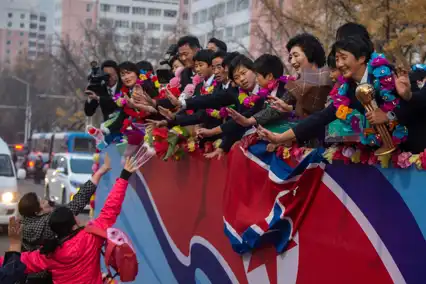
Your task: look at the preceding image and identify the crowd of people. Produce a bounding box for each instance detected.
[2,21,426,284]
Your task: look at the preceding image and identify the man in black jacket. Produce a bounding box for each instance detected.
[84,60,121,121]
[176,35,201,91]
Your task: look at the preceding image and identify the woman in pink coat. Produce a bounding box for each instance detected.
[2,156,140,284]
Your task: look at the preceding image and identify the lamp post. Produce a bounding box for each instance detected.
[11,76,31,143]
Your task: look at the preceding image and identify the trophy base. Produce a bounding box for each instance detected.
[375,146,397,156]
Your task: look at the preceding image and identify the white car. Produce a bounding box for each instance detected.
[0,138,26,226]
[44,153,93,207]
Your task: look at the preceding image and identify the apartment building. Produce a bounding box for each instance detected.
[189,0,251,52]
[0,0,53,66]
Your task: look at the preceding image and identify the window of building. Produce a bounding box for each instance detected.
[115,20,129,28]
[184,0,188,4]
[132,7,145,15]
[85,18,92,26]
[100,4,111,12]
[116,6,130,14]
[20,23,25,28]
[28,50,36,56]
[6,50,10,54]
[148,38,160,46]
[39,25,46,31]
[216,29,224,40]
[38,34,46,40]
[237,0,249,10]
[226,0,235,14]
[6,40,11,45]
[217,3,225,17]
[20,32,24,36]
[164,10,177,17]
[148,8,161,16]
[115,35,129,42]
[38,43,45,49]
[30,14,37,20]
[8,13,13,18]
[8,22,12,27]
[30,23,37,29]
[29,41,36,47]
[200,9,207,23]
[7,31,12,36]
[99,18,113,27]
[147,23,161,31]
[131,22,144,30]
[19,41,23,46]
[163,24,175,32]
[235,22,249,37]
[40,15,46,22]
[192,12,199,24]
[183,12,188,20]
[86,3,92,12]
[20,14,25,19]
[29,32,37,38]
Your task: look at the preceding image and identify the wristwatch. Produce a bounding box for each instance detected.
[387,111,396,121]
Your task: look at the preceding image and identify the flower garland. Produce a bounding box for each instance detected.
[140,70,160,89]
[200,80,217,95]
[332,52,408,147]
[243,75,297,108]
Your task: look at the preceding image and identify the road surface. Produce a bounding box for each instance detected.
[0,179,90,254]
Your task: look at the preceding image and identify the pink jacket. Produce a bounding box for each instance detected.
[1,178,129,284]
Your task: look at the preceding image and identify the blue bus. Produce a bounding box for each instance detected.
[30,132,96,156]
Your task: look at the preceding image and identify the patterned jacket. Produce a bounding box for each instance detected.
[20,180,97,280]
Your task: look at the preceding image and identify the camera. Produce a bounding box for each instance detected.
[159,44,178,66]
[86,61,110,95]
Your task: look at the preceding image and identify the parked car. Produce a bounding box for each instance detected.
[44,153,93,207]
[0,137,25,228]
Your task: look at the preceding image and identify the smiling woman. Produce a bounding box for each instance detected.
[70,159,93,174]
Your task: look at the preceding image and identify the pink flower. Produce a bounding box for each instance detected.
[333,95,350,108]
[192,74,203,86]
[258,88,270,98]
[219,107,228,118]
[183,84,195,97]
[381,99,399,112]
[380,76,395,90]
[175,66,184,77]
[397,152,412,168]
[337,76,347,84]
[420,150,426,169]
[169,76,181,88]
[368,153,378,165]
[92,163,99,172]
[267,80,278,91]
[371,57,390,67]
[291,147,305,162]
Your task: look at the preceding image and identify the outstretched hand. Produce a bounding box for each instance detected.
[166,88,181,107]
[146,119,167,128]
[227,108,252,127]
[257,126,281,143]
[204,148,224,160]
[8,216,22,247]
[159,106,176,120]
[268,96,293,113]
[99,153,112,174]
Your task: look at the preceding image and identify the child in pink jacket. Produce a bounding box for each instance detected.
[2,157,140,284]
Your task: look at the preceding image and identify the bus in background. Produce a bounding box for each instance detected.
[30,132,96,156]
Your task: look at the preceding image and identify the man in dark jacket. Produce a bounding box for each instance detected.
[84,60,121,121]
[17,155,111,283]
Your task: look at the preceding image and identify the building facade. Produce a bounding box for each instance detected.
[0,0,52,67]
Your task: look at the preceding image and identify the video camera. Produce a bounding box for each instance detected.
[86,61,110,95]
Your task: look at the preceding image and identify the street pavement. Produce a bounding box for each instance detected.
[0,179,90,254]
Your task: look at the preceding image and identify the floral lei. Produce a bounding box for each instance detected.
[139,70,160,89]
[331,52,408,147]
[201,80,217,95]
[243,75,296,108]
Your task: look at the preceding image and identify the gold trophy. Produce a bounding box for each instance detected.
[355,83,396,156]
